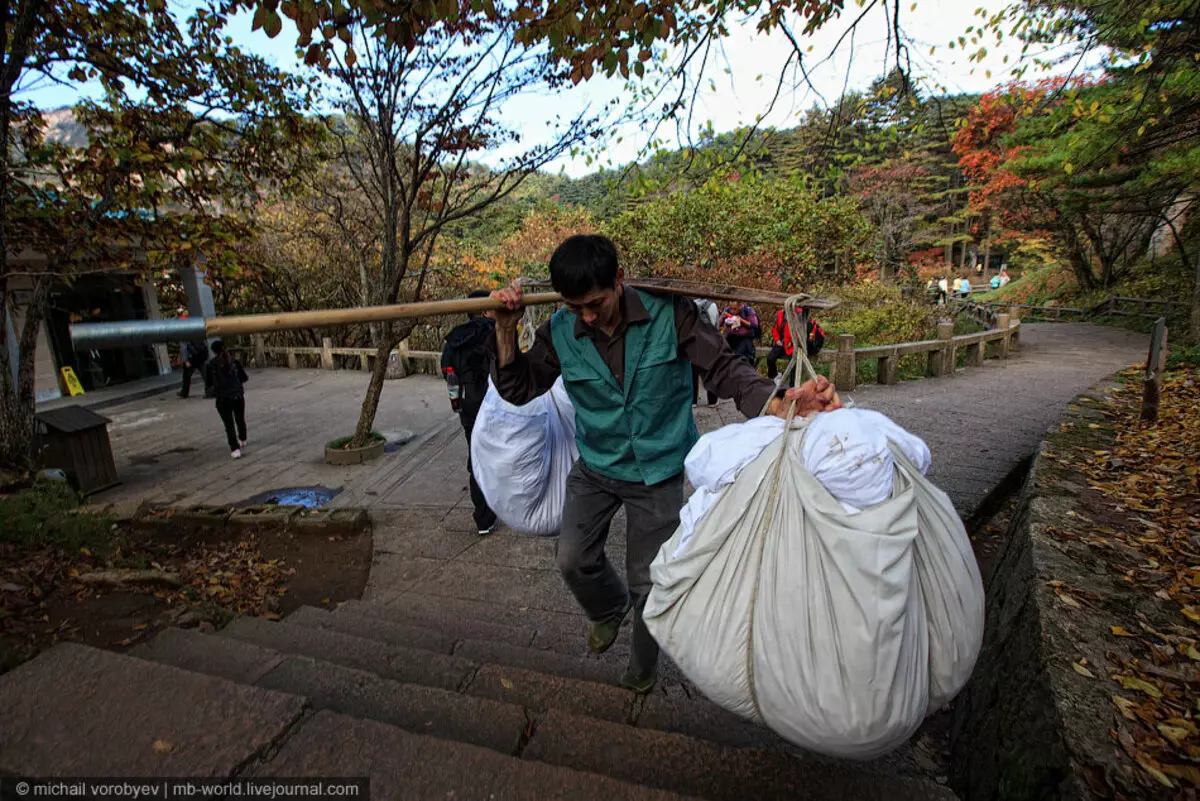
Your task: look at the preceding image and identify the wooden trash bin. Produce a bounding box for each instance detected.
[34,407,120,495]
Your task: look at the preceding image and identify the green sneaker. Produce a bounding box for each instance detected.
[586,603,630,654]
[620,666,658,695]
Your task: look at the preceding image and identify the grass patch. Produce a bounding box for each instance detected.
[326,431,386,450]
[0,482,114,554]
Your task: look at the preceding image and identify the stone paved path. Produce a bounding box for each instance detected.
[98,322,1147,520]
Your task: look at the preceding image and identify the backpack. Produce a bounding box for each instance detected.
[806,319,825,357]
[441,318,494,401]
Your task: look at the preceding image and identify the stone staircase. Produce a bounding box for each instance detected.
[0,596,959,799]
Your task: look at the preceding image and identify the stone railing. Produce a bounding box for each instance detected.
[955,294,1185,326]
[247,337,442,377]
[826,316,1020,392]
[252,313,1022,394]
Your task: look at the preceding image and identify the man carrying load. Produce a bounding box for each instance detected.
[489,234,839,693]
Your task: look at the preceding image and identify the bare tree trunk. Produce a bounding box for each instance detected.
[1192,269,1200,343]
[0,277,50,474]
[350,335,400,445]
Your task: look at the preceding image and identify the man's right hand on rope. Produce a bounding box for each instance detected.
[490,281,524,332]
[766,375,842,419]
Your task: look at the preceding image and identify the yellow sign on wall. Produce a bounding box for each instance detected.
[60,367,85,396]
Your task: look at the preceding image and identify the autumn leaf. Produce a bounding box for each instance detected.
[1181,606,1200,623]
[1073,661,1096,678]
[1111,626,1134,637]
[1136,753,1176,788]
[1055,590,1082,609]
[1113,695,1139,720]
[499,677,514,690]
[1119,676,1163,698]
[1158,724,1191,747]
[152,739,173,754]
[1162,763,1200,785]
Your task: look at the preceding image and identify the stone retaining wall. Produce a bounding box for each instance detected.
[950,379,1146,801]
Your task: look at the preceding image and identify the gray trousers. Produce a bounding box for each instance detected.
[556,460,684,677]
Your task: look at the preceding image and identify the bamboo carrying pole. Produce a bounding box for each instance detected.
[70,280,839,349]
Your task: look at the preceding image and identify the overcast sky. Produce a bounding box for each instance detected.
[19,0,1087,178]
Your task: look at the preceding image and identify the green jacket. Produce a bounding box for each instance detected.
[550,288,698,484]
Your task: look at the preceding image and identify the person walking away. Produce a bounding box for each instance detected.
[999,267,1011,287]
[178,339,209,399]
[441,289,499,536]
[205,340,249,459]
[937,276,949,305]
[959,276,972,298]
[489,234,840,694]
[719,301,760,367]
[765,307,825,386]
[691,298,719,406]
[990,273,1001,290]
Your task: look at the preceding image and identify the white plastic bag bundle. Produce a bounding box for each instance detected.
[645,409,984,759]
[470,378,577,535]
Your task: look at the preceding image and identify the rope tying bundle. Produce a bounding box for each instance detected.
[758,293,820,417]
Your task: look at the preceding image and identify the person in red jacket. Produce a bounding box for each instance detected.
[765,308,825,385]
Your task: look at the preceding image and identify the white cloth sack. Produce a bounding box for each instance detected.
[646,412,983,759]
[470,378,577,536]
[674,409,932,556]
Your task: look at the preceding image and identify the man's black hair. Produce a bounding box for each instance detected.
[467,288,491,319]
[549,235,618,298]
[210,340,225,355]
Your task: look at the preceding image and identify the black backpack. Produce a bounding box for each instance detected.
[441,318,494,400]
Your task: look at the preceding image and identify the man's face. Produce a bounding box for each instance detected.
[563,269,624,330]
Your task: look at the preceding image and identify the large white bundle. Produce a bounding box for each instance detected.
[470,378,577,535]
[645,410,983,759]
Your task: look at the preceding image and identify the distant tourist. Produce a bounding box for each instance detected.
[958,276,972,297]
[205,340,249,459]
[766,307,826,387]
[178,339,211,399]
[719,302,761,368]
[990,273,1002,290]
[692,298,720,406]
[441,289,499,536]
[999,268,1011,287]
[937,276,950,305]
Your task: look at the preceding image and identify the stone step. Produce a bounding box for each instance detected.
[133,628,528,755]
[328,597,653,678]
[316,606,947,779]
[287,605,459,654]
[131,627,948,800]
[526,708,958,801]
[284,605,627,687]
[217,616,476,691]
[0,643,305,776]
[334,597,541,646]
[250,709,699,800]
[274,607,934,775]
[0,642,690,798]
[338,594,596,640]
